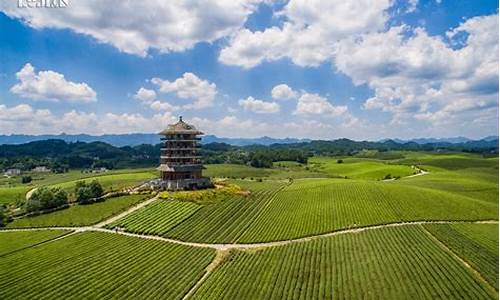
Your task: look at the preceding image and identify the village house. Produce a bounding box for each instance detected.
[32,166,51,173]
[4,168,21,176]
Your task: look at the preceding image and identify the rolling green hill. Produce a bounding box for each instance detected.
[0,151,498,299]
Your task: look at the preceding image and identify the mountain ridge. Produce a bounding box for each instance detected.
[0,133,496,147]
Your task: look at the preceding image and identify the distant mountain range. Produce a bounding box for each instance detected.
[0,133,496,147]
[385,136,499,144]
[202,135,311,146]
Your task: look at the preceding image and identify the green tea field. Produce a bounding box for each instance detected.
[1,152,498,299]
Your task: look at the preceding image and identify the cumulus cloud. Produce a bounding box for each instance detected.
[152,73,217,109]
[133,87,178,112]
[10,63,96,102]
[0,104,46,121]
[0,103,176,135]
[190,114,372,139]
[294,92,347,116]
[148,101,178,112]
[335,14,499,125]
[238,96,280,113]
[0,0,263,57]
[133,87,156,103]
[219,0,392,68]
[271,84,298,100]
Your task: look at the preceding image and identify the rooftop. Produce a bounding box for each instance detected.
[159,116,204,135]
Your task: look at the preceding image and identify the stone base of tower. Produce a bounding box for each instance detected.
[160,177,212,191]
[134,177,212,192]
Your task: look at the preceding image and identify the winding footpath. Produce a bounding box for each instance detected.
[1,218,497,251]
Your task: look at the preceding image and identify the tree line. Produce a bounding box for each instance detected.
[0,138,497,172]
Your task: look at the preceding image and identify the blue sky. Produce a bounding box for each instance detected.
[0,0,498,140]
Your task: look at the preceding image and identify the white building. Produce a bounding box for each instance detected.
[33,166,51,173]
[4,168,21,176]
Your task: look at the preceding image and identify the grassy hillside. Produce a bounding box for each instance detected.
[7,195,149,228]
[309,156,415,180]
[0,168,156,205]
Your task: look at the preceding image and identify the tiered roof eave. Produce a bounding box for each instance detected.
[158,116,204,136]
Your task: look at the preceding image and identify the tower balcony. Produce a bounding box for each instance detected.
[161,155,202,159]
[161,147,200,151]
[160,137,202,141]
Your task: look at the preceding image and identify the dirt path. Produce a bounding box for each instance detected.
[1,219,497,251]
[383,167,429,182]
[405,170,430,178]
[182,249,230,299]
[25,187,37,200]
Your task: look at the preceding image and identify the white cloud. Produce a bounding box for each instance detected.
[238,96,280,113]
[10,63,96,102]
[219,0,392,68]
[0,0,263,57]
[294,92,347,116]
[192,115,274,138]
[334,14,499,125]
[152,73,217,109]
[149,100,178,112]
[0,103,177,135]
[0,104,43,121]
[133,87,178,112]
[191,115,371,139]
[406,0,418,13]
[271,84,298,100]
[133,87,156,103]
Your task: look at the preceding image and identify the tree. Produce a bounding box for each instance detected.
[53,189,68,207]
[21,176,32,184]
[89,180,104,198]
[75,180,104,204]
[76,186,94,204]
[75,181,86,193]
[37,187,55,209]
[0,206,7,227]
[26,187,68,212]
[25,198,41,213]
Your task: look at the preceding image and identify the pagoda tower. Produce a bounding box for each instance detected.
[157,116,211,190]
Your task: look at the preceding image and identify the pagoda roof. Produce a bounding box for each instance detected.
[159,116,204,135]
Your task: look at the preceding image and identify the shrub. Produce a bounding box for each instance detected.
[75,180,104,204]
[26,187,68,213]
[337,159,344,164]
[383,174,392,180]
[21,176,32,184]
